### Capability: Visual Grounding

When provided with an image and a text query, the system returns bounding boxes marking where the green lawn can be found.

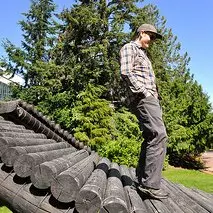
[163,166,213,193]
[0,205,12,213]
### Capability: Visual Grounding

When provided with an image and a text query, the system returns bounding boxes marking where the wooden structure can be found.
[0,100,212,213]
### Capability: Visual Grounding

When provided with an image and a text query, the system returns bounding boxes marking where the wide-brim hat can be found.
[137,23,163,39]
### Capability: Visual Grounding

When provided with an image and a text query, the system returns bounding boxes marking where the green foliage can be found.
[98,136,141,167]
[1,0,213,168]
[161,72,213,165]
[1,0,58,91]
[163,155,170,171]
[71,84,142,167]
[71,84,114,146]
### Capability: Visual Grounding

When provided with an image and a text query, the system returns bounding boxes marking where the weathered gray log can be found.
[0,137,56,156]
[162,179,209,213]
[177,183,213,213]
[0,127,33,133]
[15,107,64,142]
[156,179,188,213]
[129,167,174,213]
[14,146,77,178]
[119,165,147,213]
[100,163,129,213]
[192,188,213,202]
[0,132,46,139]
[161,179,195,213]
[149,198,172,213]
[0,120,14,124]
[51,152,100,203]
[0,163,74,213]
[161,196,185,213]
[2,142,70,167]
[0,100,20,114]
[0,122,31,133]
[75,157,111,213]
[0,123,26,129]
[31,149,88,189]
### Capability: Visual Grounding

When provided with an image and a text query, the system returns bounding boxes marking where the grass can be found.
[163,166,213,193]
[0,201,12,213]
[0,207,12,213]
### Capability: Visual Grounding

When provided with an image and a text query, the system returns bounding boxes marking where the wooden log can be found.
[128,167,174,213]
[31,149,88,189]
[0,100,19,114]
[160,196,185,213]
[63,130,69,138]
[84,146,92,154]
[14,146,77,178]
[0,137,56,156]
[192,188,213,202]
[100,163,129,213]
[2,142,70,167]
[15,107,64,142]
[0,120,14,124]
[148,198,171,213]
[161,179,195,213]
[177,183,213,213]
[119,165,147,213]
[129,172,183,213]
[24,103,34,112]
[0,127,33,133]
[0,123,26,129]
[162,179,209,213]
[51,152,100,203]
[0,163,74,213]
[19,100,27,108]
[75,157,111,213]
[0,132,46,139]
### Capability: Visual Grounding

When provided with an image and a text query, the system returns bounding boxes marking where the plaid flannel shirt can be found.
[120,41,158,103]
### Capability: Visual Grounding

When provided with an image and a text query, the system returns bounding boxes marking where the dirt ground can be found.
[201,150,213,175]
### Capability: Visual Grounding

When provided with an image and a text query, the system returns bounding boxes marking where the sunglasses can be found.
[145,31,156,40]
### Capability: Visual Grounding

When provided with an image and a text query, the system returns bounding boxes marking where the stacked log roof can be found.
[0,100,212,213]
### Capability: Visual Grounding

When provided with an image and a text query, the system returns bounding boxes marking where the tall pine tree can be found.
[1,0,212,167]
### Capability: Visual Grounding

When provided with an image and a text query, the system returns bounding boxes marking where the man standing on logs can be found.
[119,23,168,199]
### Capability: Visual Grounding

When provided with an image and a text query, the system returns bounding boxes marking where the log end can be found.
[31,163,55,189]
[75,187,102,213]
[14,155,35,178]
[100,197,129,213]
[51,173,80,203]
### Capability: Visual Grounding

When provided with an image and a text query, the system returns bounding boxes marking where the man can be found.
[120,23,168,199]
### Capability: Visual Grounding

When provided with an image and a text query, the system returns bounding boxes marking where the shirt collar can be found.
[131,41,146,51]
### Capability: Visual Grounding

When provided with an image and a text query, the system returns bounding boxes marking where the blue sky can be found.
[0,0,213,104]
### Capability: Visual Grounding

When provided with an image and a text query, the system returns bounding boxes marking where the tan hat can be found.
[137,24,162,39]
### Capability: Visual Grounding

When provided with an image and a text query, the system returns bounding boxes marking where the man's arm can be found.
[120,43,151,97]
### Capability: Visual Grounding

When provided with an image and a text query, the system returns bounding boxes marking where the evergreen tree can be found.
[71,83,142,167]
[1,0,212,168]
[0,0,57,104]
